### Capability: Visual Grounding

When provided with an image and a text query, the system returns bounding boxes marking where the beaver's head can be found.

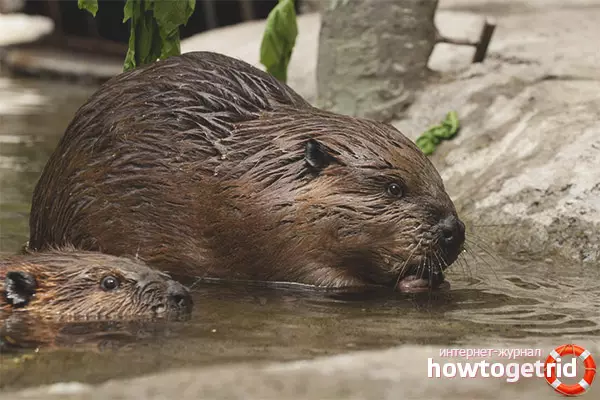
[1,251,192,319]
[233,111,465,292]
[297,115,464,291]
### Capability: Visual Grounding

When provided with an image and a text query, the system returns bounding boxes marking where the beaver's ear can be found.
[304,139,337,170]
[4,271,37,308]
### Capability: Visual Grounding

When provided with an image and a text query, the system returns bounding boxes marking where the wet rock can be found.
[393,7,600,263]
[3,341,598,399]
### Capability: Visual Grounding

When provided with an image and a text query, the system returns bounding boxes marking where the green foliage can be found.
[78,0,195,72]
[260,0,298,82]
[416,111,460,155]
[78,0,98,17]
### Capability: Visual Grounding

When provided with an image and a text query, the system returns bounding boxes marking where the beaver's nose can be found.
[167,281,193,312]
[438,215,465,255]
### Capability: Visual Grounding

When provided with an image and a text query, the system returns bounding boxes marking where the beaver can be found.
[28,51,465,293]
[0,249,192,319]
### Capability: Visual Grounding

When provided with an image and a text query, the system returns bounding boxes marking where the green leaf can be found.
[416,136,436,156]
[260,0,298,82]
[123,0,195,72]
[123,0,134,23]
[153,0,195,35]
[154,0,195,59]
[78,0,99,17]
[123,0,137,71]
[442,110,460,137]
[415,111,461,155]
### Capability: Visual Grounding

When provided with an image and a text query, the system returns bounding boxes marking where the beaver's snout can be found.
[438,215,466,265]
[165,281,193,313]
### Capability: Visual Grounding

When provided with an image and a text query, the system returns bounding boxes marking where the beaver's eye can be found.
[100,275,120,291]
[386,183,404,197]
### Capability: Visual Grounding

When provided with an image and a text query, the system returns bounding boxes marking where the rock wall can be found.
[393,6,600,263]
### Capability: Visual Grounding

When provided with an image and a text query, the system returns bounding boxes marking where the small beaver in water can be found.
[29,51,465,292]
[0,249,192,319]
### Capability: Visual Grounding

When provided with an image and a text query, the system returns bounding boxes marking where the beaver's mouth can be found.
[394,265,449,293]
[150,296,193,316]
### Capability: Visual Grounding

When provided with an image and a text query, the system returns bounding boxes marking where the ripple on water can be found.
[445,258,600,337]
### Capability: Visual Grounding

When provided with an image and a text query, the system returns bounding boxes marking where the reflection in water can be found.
[0,313,190,352]
[0,74,598,391]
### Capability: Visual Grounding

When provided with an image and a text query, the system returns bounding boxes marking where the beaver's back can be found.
[28,52,311,253]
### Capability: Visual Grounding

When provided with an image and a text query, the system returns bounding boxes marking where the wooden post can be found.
[472,19,496,63]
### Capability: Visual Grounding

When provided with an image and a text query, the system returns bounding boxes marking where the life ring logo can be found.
[544,344,596,396]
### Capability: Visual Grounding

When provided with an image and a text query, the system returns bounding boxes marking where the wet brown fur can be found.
[29,51,462,288]
[0,248,191,319]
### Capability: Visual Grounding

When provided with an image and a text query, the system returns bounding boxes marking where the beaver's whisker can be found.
[465,236,503,265]
[469,223,518,228]
[429,257,436,290]
[463,242,500,280]
[416,251,427,280]
[394,237,424,287]
[432,248,445,272]
[454,253,472,280]
[189,277,204,290]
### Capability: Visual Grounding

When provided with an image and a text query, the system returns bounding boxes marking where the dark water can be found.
[0,75,599,391]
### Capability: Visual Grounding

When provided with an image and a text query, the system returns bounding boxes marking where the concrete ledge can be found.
[3,341,598,400]
[0,47,122,83]
[0,13,53,47]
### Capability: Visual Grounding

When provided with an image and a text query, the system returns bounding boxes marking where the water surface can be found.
[0,74,598,391]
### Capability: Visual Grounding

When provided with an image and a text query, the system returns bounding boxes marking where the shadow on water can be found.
[0,75,598,391]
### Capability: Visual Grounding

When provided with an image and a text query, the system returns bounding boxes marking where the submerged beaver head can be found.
[0,250,192,319]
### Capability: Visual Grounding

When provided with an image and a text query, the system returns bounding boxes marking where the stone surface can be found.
[3,341,598,399]
[316,0,439,121]
[1,48,122,81]
[393,6,600,263]
[0,13,53,47]
[435,10,487,44]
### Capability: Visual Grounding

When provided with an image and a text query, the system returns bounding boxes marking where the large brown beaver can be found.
[28,51,465,292]
[0,249,192,319]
